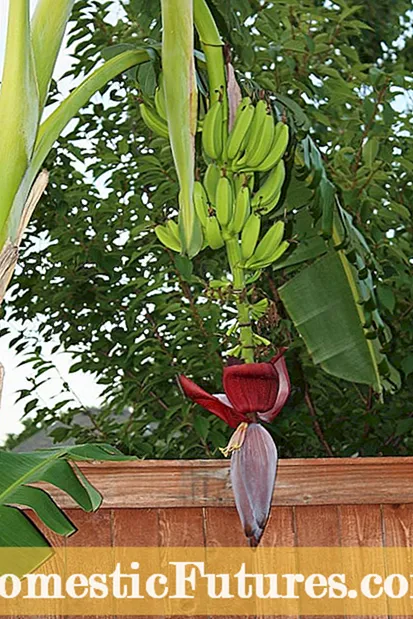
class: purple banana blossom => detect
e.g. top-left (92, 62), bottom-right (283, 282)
top-left (179, 349), bottom-right (290, 546)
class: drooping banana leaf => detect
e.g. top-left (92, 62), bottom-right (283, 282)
top-left (279, 135), bottom-right (399, 395)
top-left (279, 250), bottom-right (383, 392)
top-left (161, 0), bottom-right (201, 258)
top-left (0, 444), bottom-right (133, 575)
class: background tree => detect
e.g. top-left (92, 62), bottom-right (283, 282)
top-left (3, 0), bottom-right (413, 458)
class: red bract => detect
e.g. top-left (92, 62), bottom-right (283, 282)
top-left (178, 348), bottom-right (290, 428)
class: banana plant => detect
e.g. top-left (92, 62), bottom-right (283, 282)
top-left (0, 444), bottom-right (132, 576)
top-left (0, 0), bottom-right (150, 301)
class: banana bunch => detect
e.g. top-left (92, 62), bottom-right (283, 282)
top-left (153, 94), bottom-right (290, 266)
top-left (200, 95), bottom-right (289, 172)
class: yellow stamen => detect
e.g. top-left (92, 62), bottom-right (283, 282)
top-left (219, 422), bottom-right (249, 458)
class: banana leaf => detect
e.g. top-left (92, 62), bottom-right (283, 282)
top-left (279, 250), bottom-right (382, 392)
top-left (31, 0), bottom-right (75, 112)
top-left (0, 444), bottom-right (133, 576)
top-left (6, 49), bottom-right (150, 246)
top-left (161, 0), bottom-right (201, 258)
top-left (0, 0), bottom-right (39, 243)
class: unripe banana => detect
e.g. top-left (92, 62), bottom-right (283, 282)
top-left (203, 163), bottom-right (220, 205)
top-left (229, 185), bottom-right (251, 234)
top-left (166, 219), bottom-right (181, 245)
top-left (139, 103), bottom-right (169, 139)
top-left (244, 240), bottom-right (289, 270)
top-left (204, 216), bottom-right (225, 249)
top-left (242, 111), bottom-right (274, 169)
top-left (235, 100), bottom-right (268, 168)
top-left (227, 102), bottom-right (255, 161)
top-left (246, 221), bottom-right (285, 266)
top-left (215, 175), bottom-right (233, 228)
top-left (154, 86), bottom-right (167, 121)
top-left (241, 213), bottom-right (261, 261)
top-left (252, 160), bottom-right (285, 210)
top-left (254, 122), bottom-right (289, 173)
top-left (155, 223), bottom-right (181, 252)
top-left (193, 181), bottom-right (209, 227)
top-left (202, 100), bottom-right (223, 160)
top-left (258, 190), bottom-right (282, 215)
top-left (233, 172), bottom-right (254, 196)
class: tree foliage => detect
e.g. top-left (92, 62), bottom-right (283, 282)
top-left (3, 0), bottom-right (413, 458)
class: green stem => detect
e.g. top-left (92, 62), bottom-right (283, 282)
top-left (226, 237), bottom-right (255, 363)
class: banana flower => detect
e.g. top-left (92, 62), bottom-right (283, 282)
top-left (179, 349), bottom-right (290, 546)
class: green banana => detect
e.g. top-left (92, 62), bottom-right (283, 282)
top-left (154, 86), bottom-right (167, 121)
top-left (254, 122), bottom-right (289, 173)
top-left (244, 240), bottom-right (289, 270)
top-left (242, 110), bottom-right (274, 169)
top-left (258, 190), bottom-right (282, 215)
top-left (234, 99), bottom-right (268, 169)
top-left (215, 175), bottom-right (233, 228)
top-left (139, 103), bottom-right (169, 139)
top-left (203, 163), bottom-right (220, 205)
top-left (166, 219), bottom-right (181, 245)
top-left (226, 101), bottom-right (255, 161)
top-left (155, 222), bottom-right (181, 252)
top-left (193, 181), bottom-right (209, 227)
top-left (252, 160), bottom-right (285, 210)
top-left (233, 172), bottom-right (254, 196)
top-left (241, 213), bottom-right (261, 260)
top-left (204, 215), bottom-right (225, 249)
top-left (246, 221), bottom-right (285, 266)
top-left (229, 185), bottom-right (251, 234)
top-left (202, 100), bottom-right (223, 160)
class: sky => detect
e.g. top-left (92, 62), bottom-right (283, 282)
top-left (0, 0), bottom-right (125, 443)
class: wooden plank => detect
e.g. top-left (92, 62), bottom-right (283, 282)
top-left (295, 505), bottom-right (343, 619)
top-left (21, 512), bottom-right (66, 619)
top-left (382, 504), bottom-right (413, 619)
top-left (112, 509), bottom-right (161, 619)
top-left (204, 507), bottom-right (255, 619)
top-left (37, 457), bottom-right (413, 509)
top-left (340, 505), bottom-right (387, 618)
top-left (158, 508), bottom-right (205, 619)
top-left (65, 509), bottom-right (113, 619)
top-left (112, 508), bottom-right (159, 546)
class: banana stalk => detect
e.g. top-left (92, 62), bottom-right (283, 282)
top-left (226, 237), bottom-right (255, 363)
top-left (161, 0), bottom-right (201, 258)
top-left (194, 0), bottom-right (226, 106)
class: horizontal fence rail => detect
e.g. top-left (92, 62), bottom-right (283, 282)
top-left (39, 457), bottom-right (413, 508)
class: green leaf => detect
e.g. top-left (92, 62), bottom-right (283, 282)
top-left (174, 255), bottom-right (193, 281)
top-left (376, 284), bottom-right (396, 312)
top-left (31, 0), bottom-right (75, 112)
top-left (279, 252), bottom-right (382, 391)
top-left (401, 355), bottom-right (413, 378)
top-left (362, 137), bottom-right (380, 167)
top-left (0, 444), bottom-right (133, 574)
top-left (194, 415), bottom-right (210, 439)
